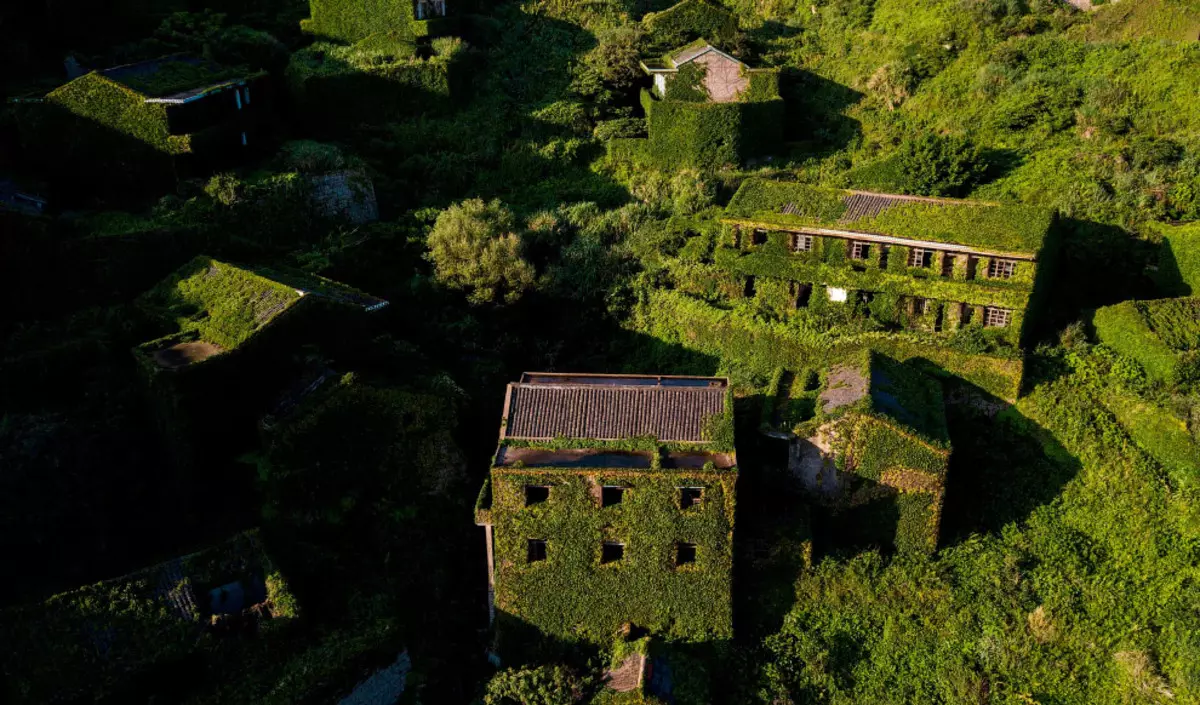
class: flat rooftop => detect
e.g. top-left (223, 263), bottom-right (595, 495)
top-left (503, 372), bottom-right (729, 443)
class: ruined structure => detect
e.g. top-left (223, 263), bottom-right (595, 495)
top-left (780, 352), bottom-right (950, 552)
top-left (0, 530), bottom-right (298, 705)
top-left (11, 56), bottom-right (266, 199)
top-left (719, 179), bottom-right (1059, 348)
top-left (620, 40), bottom-right (782, 169)
top-left (133, 256), bottom-right (388, 476)
top-left (475, 373), bottom-right (737, 650)
top-left (301, 0), bottom-right (458, 42)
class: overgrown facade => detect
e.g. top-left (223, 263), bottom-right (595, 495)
top-left (718, 179), bottom-right (1058, 349)
top-left (615, 40), bottom-right (782, 169)
top-left (475, 373), bottom-right (737, 650)
top-left (784, 353), bottom-right (951, 553)
top-left (12, 56), bottom-right (266, 197)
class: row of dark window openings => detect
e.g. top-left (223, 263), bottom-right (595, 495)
top-left (526, 539), bottom-right (698, 566)
top-left (742, 277), bottom-right (1014, 329)
top-left (750, 230), bottom-right (1019, 280)
top-left (525, 485), bottom-right (704, 509)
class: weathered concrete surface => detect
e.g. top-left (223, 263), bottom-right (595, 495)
top-left (792, 422), bottom-right (842, 499)
top-left (604, 652), bottom-right (646, 693)
top-left (695, 51), bottom-right (748, 103)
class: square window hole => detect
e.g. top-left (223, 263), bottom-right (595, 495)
top-left (676, 542), bottom-right (697, 566)
top-left (679, 487), bottom-right (704, 509)
top-left (524, 485), bottom-right (550, 506)
top-left (527, 539), bottom-right (547, 562)
top-left (601, 542), bottom-right (625, 564)
top-left (601, 486), bottom-right (625, 507)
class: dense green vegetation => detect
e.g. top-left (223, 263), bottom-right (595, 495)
top-left (2, 0), bottom-right (1199, 702)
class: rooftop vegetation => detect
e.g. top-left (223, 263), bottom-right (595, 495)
top-left (137, 255), bottom-right (303, 351)
top-left (104, 57), bottom-right (245, 98)
top-left (723, 179), bottom-right (1056, 256)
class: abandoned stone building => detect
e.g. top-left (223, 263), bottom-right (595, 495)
top-left (133, 256), bottom-right (388, 478)
top-left (475, 372), bottom-right (738, 649)
top-left (302, 0), bottom-right (459, 42)
top-left (778, 352), bottom-right (951, 553)
top-left (642, 41), bottom-right (755, 103)
top-left (719, 179), bottom-right (1059, 347)
top-left (0, 530), bottom-right (297, 705)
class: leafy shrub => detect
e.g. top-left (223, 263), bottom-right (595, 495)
top-left (593, 118), bottom-right (646, 140)
top-left (482, 664), bottom-right (591, 705)
top-left (894, 133), bottom-right (988, 197)
top-left (426, 198), bottom-right (535, 305)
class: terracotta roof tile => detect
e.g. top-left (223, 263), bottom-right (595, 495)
top-left (505, 380), bottom-right (726, 442)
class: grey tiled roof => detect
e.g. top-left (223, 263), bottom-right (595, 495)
top-left (505, 379), bottom-right (726, 442)
top-left (839, 192), bottom-right (905, 222)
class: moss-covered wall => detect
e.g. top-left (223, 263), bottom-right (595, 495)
top-left (639, 87), bottom-right (783, 170)
top-left (303, 0), bottom-right (417, 43)
top-left (489, 465), bottom-right (736, 646)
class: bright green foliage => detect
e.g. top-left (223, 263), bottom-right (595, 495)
top-left (0, 530), bottom-right (297, 705)
top-left (1155, 221), bottom-right (1200, 296)
top-left (1094, 297), bottom-right (1200, 384)
top-left (893, 133), bottom-right (989, 198)
top-left (487, 464), bottom-right (736, 644)
top-left (637, 289), bottom-right (1024, 401)
top-left (724, 179), bottom-right (1055, 256)
top-left (637, 87), bottom-right (784, 170)
top-left (137, 256), bottom-right (302, 351)
top-left (426, 198), bottom-right (536, 305)
top-left (642, 0), bottom-right (738, 50)
top-left (286, 36), bottom-right (465, 128)
top-left (483, 664), bottom-right (593, 705)
top-left (1100, 388), bottom-right (1200, 488)
top-left (301, 0), bottom-right (416, 43)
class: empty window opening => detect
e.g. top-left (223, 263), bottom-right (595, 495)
top-left (235, 90), bottom-right (242, 110)
top-left (675, 542), bottom-right (697, 566)
top-left (858, 291), bottom-right (874, 305)
top-left (965, 257), bottom-right (978, 280)
top-left (752, 229), bottom-right (768, 245)
top-left (908, 248), bottom-right (933, 268)
top-left (913, 297), bottom-right (929, 316)
top-left (243, 86), bottom-right (251, 105)
top-left (933, 303), bottom-right (944, 332)
top-left (849, 241), bottom-right (870, 260)
top-left (879, 245), bottom-right (890, 269)
top-left (983, 307), bottom-right (1012, 328)
top-left (527, 539), bottom-right (547, 562)
top-left (941, 254), bottom-right (956, 277)
top-left (601, 542), bottom-right (625, 564)
top-left (679, 487), bottom-right (704, 509)
top-left (988, 259), bottom-right (1018, 279)
top-left (794, 283), bottom-right (812, 308)
top-left (524, 485), bottom-right (550, 506)
top-left (601, 486), bottom-right (625, 507)
top-left (960, 304), bottom-right (973, 326)
top-left (791, 234), bottom-right (813, 252)
top-left (744, 276), bottom-right (756, 298)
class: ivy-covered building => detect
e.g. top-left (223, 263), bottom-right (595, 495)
top-left (718, 179), bottom-right (1059, 348)
top-left (475, 372), bottom-right (738, 650)
top-left (786, 352), bottom-right (951, 553)
top-left (0, 530), bottom-right (298, 705)
top-left (301, 0), bottom-right (459, 43)
top-left (12, 55), bottom-right (266, 198)
top-left (619, 40), bottom-right (782, 169)
top-left (134, 256), bottom-right (389, 474)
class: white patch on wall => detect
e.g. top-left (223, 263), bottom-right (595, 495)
top-left (827, 287), bottom-right (847, 303)
top-left (654, 73), bottom-right (667, 97)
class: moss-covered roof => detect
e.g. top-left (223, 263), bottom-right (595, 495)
top-left (134, 256), bottom-right (388, 366)
top-left (100, 55), bottom-right (245, 99)
top-left (0, 530), bottom-right (297, 705)
top-left (723, 179), bottom-right (1055, 256)
top-left (137, 256), bottom-right (305, 353)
